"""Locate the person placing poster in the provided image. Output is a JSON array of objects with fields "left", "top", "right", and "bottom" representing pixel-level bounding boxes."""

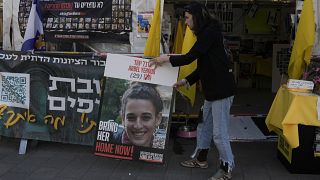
[{"left": 94, "top": 54, "right": 178, "bottom": 163}]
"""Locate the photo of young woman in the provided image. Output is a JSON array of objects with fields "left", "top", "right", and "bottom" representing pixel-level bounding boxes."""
[{"left": 105, "top": 81, "right": 170, "bottom": 149}]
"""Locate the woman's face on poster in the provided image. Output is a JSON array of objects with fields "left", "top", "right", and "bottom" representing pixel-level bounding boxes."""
[{"left": 123, "top": 98, "right": 161, "bottom": 147}]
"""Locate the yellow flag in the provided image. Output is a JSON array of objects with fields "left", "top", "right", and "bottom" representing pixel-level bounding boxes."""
[
  {"left": 178, "top": 27, "right": 197, "bottom": 106},
  {"left": 144, "top": 0, "right": 161, "bottom": 57},
  {"left": 288, "top": 0, "right": 315, "bottom": 79},
  {"left": 172, "top": 20, "right": 185, "bottom": 54}
]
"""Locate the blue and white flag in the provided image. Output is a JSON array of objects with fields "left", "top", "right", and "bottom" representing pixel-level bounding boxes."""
[{"left": 21, "top": 0, "right": 46, "bottom": 51}]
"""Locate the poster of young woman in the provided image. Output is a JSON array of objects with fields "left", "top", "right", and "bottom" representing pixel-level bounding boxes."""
[{"left": 94, "top": 54, "right": 178, "bottom": 163}]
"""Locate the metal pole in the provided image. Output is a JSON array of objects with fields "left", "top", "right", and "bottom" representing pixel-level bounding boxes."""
[{"left": 72, "top": 42, "right": 77, "bottom": 52}]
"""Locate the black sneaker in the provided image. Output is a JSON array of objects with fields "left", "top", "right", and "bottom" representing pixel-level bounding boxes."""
[
  {"left": 208, "top": 169, "right": 232, "bottom": 180},
  {"left": 180, "top": 159, "right": 208, "bottom": 169}
]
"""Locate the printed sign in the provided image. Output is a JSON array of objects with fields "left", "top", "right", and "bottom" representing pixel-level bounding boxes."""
[
  {"left": 0, "top": 50, "right": 105, "bottom": 145},
  {"left": 105, "top": 54, "right": 179, "bottom": 87},
  {"left": 95, "top": 54, "right": 179, "bottom": 163},
  {"left": 18, "top": 0, "right": 133, "bottom": 41},
  {"left": 137, "top": 12, "right": 153, "bottom": 37}
]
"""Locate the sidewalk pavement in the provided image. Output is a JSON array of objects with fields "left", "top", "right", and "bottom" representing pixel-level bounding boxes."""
[{"left": 0, "top": 136, "right": 320, "bottom": 180}]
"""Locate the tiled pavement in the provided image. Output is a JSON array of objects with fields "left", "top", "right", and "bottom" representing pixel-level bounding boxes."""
[{"left": 0, "top": 136, "right": 320, "bottom": 180}]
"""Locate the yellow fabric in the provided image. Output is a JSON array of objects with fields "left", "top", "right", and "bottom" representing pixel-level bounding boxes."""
[
  {"left": 288, "top": 0, "right": 315, "bottom": 79},
  {"left": 177, "top": 27, "right": 197, "bottom": 106},
  {"left": 172, "top": 20, "right": 185, "bottom": 54},
  {"left": 265, "top": 86, "right": 320, "bottom": 148},
  {"left": 144, "top": 0, "right": 161, "bottom": 57}
]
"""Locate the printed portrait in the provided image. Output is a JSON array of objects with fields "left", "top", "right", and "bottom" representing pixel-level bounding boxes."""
[{"left": 100, "top": 80, "right": 172, "bottom": 149}]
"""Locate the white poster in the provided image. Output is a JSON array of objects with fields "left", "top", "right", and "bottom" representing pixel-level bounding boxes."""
[
  {"left": 105, "top": 53, "right": 179, "bottom": 87},
  {"left": 95, "top": 53, "right": 178, "bottom": 163}
]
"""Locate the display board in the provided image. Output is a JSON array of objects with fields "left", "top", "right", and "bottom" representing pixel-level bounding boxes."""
[
  {"left": 0, "top": 50, "right": 105, "bottom": 145},
  {"left": 18, "top": 0, "right": 132, "bottom": 41},
  {"left": 94, "top": 54, "right": 179, "bottom": 163}
]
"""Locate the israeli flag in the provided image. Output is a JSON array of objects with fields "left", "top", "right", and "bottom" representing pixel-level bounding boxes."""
[{"left": 21, "top": 0, "right": 45, "bottom": 51}]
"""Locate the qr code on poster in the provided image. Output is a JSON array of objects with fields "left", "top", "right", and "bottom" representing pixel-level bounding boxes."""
[{"left": 0, "top": 72, "right": 30, "bottom": 109}]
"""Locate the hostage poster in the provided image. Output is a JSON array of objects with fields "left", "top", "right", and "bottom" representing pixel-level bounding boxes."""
[
  {"left": 18, "top": 0, "right": 132, "bottom": 41},
  {"left": 94, "top": 54, "right": 179, "bottom": 163}
]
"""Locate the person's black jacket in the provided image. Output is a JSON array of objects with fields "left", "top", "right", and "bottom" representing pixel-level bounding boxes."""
[{"left": 169, "top": 24, "right": 236, "bottom": 101}]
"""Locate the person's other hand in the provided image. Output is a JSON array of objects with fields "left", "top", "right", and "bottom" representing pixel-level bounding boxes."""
[
  {"left": 149, "top": 54, "right": 170, "bottom": 68},
  {"left": 173, "top": 79, "right": 188, "bottom": 89}
]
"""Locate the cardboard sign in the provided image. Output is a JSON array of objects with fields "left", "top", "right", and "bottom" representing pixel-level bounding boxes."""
[
  {"left": 104, "top": 54, "right": 179, "bottom": 87},
  {"left": 95, "top": 54, "right": 179, "bottom": 163}
]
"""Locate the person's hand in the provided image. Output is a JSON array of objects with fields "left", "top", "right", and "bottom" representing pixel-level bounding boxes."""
[
  {"left": 149, "top": 54, "right": 170, "bottom": 68},
  {"left": 173, "top": 79, "right": 189, "bottom": 89}
]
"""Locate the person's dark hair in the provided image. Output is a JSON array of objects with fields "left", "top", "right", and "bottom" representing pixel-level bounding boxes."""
[
  {"left": 184, "top": 2, "right": 222, "bottom": 35},
  {"left": 121, "top": 82, "right": 163, "bottom": 118}
]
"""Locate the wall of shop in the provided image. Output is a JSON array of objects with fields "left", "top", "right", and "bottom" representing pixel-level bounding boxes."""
[
  {"left": 166, "top": 1, "right": 294, "bottom": 90},
  {"left": 0, "top": 0, "right": 318, "bottom": 91}
]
